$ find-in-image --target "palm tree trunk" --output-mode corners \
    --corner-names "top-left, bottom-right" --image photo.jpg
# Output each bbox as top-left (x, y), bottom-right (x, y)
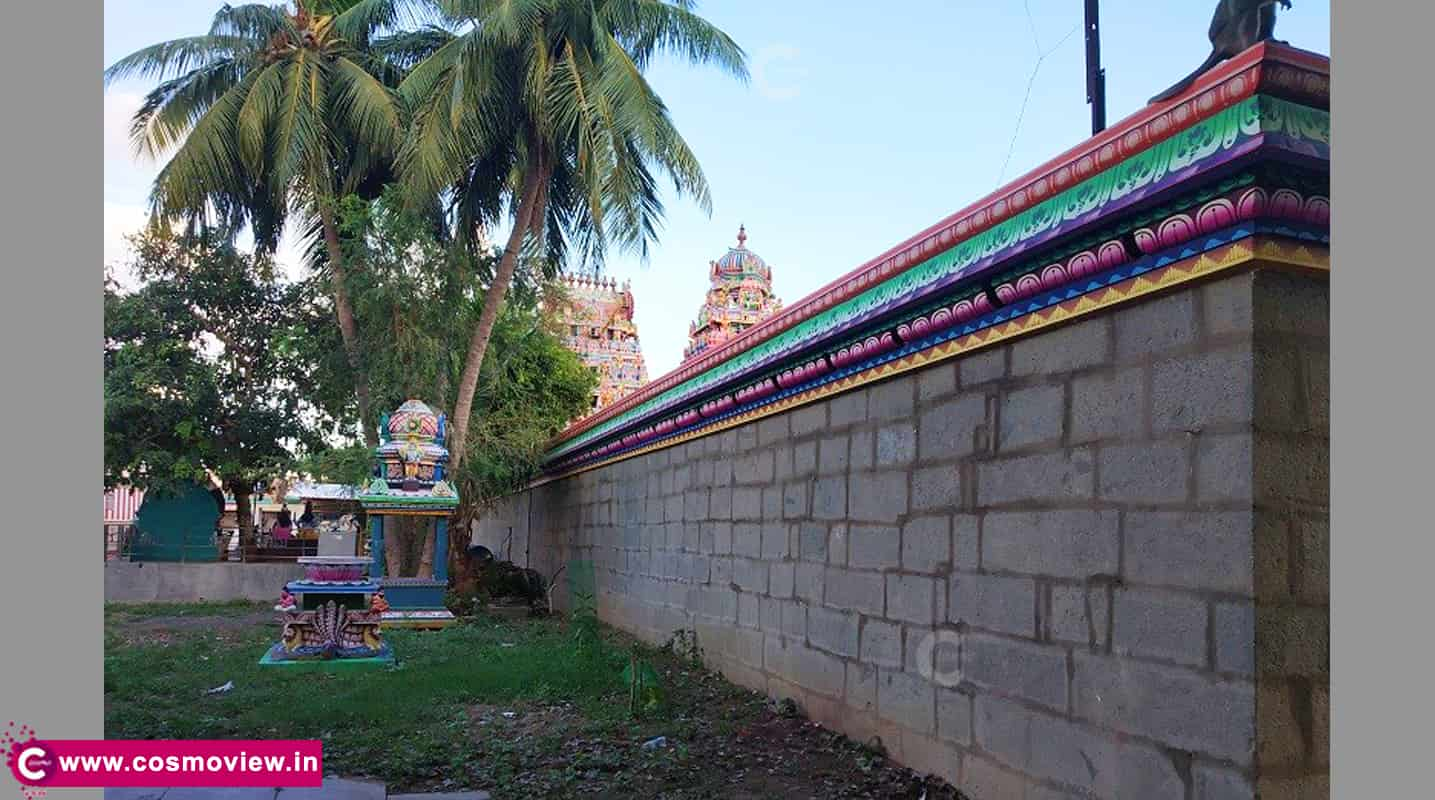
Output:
top-left (319, 202), bottom-right (379, 449)
top-left (417, 520), bottom-right (436, 578)
top-left (231, 482), bottom-right (254, 557)
top-left (447, 165), bottom-right (544, 472)
top-left (384, 516), bottom-right (406, 578)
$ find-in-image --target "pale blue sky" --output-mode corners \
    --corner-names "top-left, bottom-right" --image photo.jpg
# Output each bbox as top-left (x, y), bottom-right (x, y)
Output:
top-left (104, 1), bottom-right (1330, 377)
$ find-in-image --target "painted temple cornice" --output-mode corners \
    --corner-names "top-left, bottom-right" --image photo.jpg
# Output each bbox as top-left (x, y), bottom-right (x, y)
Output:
top-left (536, 43), bottom-right (1329, 482)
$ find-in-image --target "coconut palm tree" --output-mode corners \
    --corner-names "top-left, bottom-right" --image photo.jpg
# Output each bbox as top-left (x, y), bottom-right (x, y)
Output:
top-left (395, 0), bottom-right (748, 474)
top-left (104, 0), bottom-right (411, 447)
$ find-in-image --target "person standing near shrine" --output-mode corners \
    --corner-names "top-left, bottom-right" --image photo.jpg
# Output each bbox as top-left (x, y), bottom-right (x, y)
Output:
top-left (272, 507), bottom-right (294, 540)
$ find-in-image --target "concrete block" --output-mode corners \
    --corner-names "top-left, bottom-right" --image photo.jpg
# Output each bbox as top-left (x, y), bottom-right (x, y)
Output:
top-left (791, 403), bottom-right (828, 437)
top-left (759, 595), bottom-right (781, 632)
top-left (683, 489), bottom-right (710, 521)
top-left (1197, 433), bottom-right (1254, 503)
top-left (758, 414), bottom-right (789, 447)
top-left (976, 449), bottom-right (1095, 506)
top-left (918, 394), bottom-right (989, 462)
top-left (732, 487), bottom-right (763, 521)
top-left (878, 668), bottom-right (936, 734)
top-left (798, 522), bottom-right (828, 562)
top-left (960, 754), bottom-right (1029, 800)
top-left (782, 481), bottom-right (809, 519)
top-left (860, 618), bottom-right (904, 668)
top-left (1048, 584), bottom-right (1109, 650)
top-left (1124, 511), bottom-right (1254, 595)
top-left (887, 574), bottom-right (938, 625)
top-left (732, 558), bottom-right (768, 594)
top-left (1114, 288), bottom-right (1199, 360)
top-left (825, 567), bottom-right (884, 616)
top-left (1011, 316), bottom-right (1111, 377)
top-left (1073, 652), bottom-right (1254, 763)
top-left (911, 465), bottom-right (961, 512)
top-left (761, 521), bottom-right (790, 559)
top-left (963, 633), bottom-right (1068, 711)
top-left (709, 486), bottom-right (733, 519)
top-left (769, 561), bottom-right (795, 599)
top-left (1256, 682), bottom-right (1306, 768)
top-left (781, 599), bottom-right (807, 639)
top-left (846, 662), bottom-right (878, 711)
top-left (999, 383), bottom-right (1065, 451)
top-left (813, 475), bottom-right (847, 520)
top-left (709, 521), bottom-right (733, 555)
top-left (765, 637), bottom-right (845, 698)
top-left (1214, 601), bottom-right (1255, 675)
top-left (1112, 587), bottom-right (1208, 667)
top-left (1294, 514), bottom-right (1329, 602)
top-left (808, 606), bottom-right (860, 657)
top-left (1098, 439), bottom-right (1191, 504)
top-left (902, 515), bottom-right (951, 573)
top-left (850, 428), bottom-right (875, 471)
top-left (732, 523), bottom-right (763, 559)
top-left (830, 388), bottom-right (869, 427)
top-left (950, 572), bottom-right (1036, 638)
top-left (820, 430), bottom-right (849, 473)
top-left (1255, 605), bottom-right (1329, 677)
top-left (1152, 346), bottom-right (1255, 433)
top-left (878, 423), bottom-right (918, 466)
top-left (870, 375), bottom-right (916, 422)
top-left (982, 509), bottom-right (1119, 579)
top-left (794, 562), bottom-right (824, 605)
top-left (953, 514), bottom-right (980, 570)
top-left (793, 440), bottom-right (817, 476)
top-left (847, 524), bottom-right (901, 570)
top-left (936, 687), bottom-right (972, 745)
top-left (1194, 764), bottom-right (1255, 800)
top-left (918, 363), bottom-right (958, 401)
top-left (828, 524), bottom-right (849, 565)
top-left (738, 591), bottom-right (760, 628)
top-left (959, 347), bottom-right (1008, 386)
top-left (849, 471), bottom-right (909, 523)
top-left (1201, 271), bottom-right (1254, 338)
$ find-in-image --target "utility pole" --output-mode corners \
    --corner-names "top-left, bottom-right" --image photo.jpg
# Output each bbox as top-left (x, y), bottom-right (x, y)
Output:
top-left (1084, 0), bottom-right (1107, 135)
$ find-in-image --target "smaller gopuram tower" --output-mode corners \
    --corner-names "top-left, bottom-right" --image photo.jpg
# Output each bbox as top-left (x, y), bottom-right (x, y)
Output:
top-left (553, 274), bottom-right (651, 413)
top-left (683, 226), bottom-right (783, 362)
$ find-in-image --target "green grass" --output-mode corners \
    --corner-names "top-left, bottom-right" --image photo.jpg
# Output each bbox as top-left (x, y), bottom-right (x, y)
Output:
top-left (105, 602), bottom-right (965, 798)
top-left (106, 609), bottom-right (637, 787)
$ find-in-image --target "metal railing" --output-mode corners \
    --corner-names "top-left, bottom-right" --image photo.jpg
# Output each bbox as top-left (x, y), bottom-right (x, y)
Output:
top-left (105, 524), bottom-right (324, 563)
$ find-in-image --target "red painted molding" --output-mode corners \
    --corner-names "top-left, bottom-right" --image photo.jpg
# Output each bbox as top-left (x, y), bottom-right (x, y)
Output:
top-left (556, 43), bottom-right (1329, 443)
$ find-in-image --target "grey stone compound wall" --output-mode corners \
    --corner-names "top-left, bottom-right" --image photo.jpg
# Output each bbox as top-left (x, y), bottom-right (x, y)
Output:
top-left (477, 267), bottom-right (1329, 800)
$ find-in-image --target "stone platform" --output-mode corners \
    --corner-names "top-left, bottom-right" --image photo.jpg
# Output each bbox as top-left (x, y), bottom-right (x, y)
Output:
top-left (257, 650), bottom-right (395, 670)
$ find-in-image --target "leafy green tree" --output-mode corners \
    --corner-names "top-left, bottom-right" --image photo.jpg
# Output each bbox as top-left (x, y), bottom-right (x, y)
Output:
top-left (396, 0), bottom-right (749, 471)
top-left (104, 0), bottom-right (409, 447)
top-left (105, 229), bottom-right (320, 545)
top-left (295, 192), bottom-right (595, 576)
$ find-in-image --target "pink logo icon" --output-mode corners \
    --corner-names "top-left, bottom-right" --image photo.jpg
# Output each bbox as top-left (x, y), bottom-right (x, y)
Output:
top-left (3, 723), bottom-right (50, 800)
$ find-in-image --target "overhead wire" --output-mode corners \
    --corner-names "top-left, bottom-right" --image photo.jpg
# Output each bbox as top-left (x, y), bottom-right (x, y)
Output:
top-left (998, 2), bottom-right (1082, 184)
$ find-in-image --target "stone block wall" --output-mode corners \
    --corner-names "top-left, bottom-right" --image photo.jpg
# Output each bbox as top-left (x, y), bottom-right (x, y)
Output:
top-left (481, 266), bottom-right (1329, 799)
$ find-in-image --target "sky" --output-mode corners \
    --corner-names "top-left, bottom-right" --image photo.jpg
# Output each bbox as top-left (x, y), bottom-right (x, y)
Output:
top-left (104, 0), bottom-right (1331, 378)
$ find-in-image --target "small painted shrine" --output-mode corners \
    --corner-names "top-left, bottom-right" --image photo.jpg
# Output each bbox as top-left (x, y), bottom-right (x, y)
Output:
top-left (358, 398), bottom-right (460, 629)
top-left (259, 513), bottom-right (392, 668)
top-left (683, 226), bottom-right (783, 362)
top-left (554, 274), bottom-right (650, 413)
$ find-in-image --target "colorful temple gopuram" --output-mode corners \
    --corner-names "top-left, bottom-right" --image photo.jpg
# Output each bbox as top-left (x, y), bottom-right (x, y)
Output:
top-left (553, 274), bottom-right (650, 413)
top-left (683, 226), bottom-right (783, 362)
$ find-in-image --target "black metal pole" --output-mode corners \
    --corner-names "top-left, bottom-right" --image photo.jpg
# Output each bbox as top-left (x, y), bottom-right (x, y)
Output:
top-left (1085, 0), bottom-right (1107, 135)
